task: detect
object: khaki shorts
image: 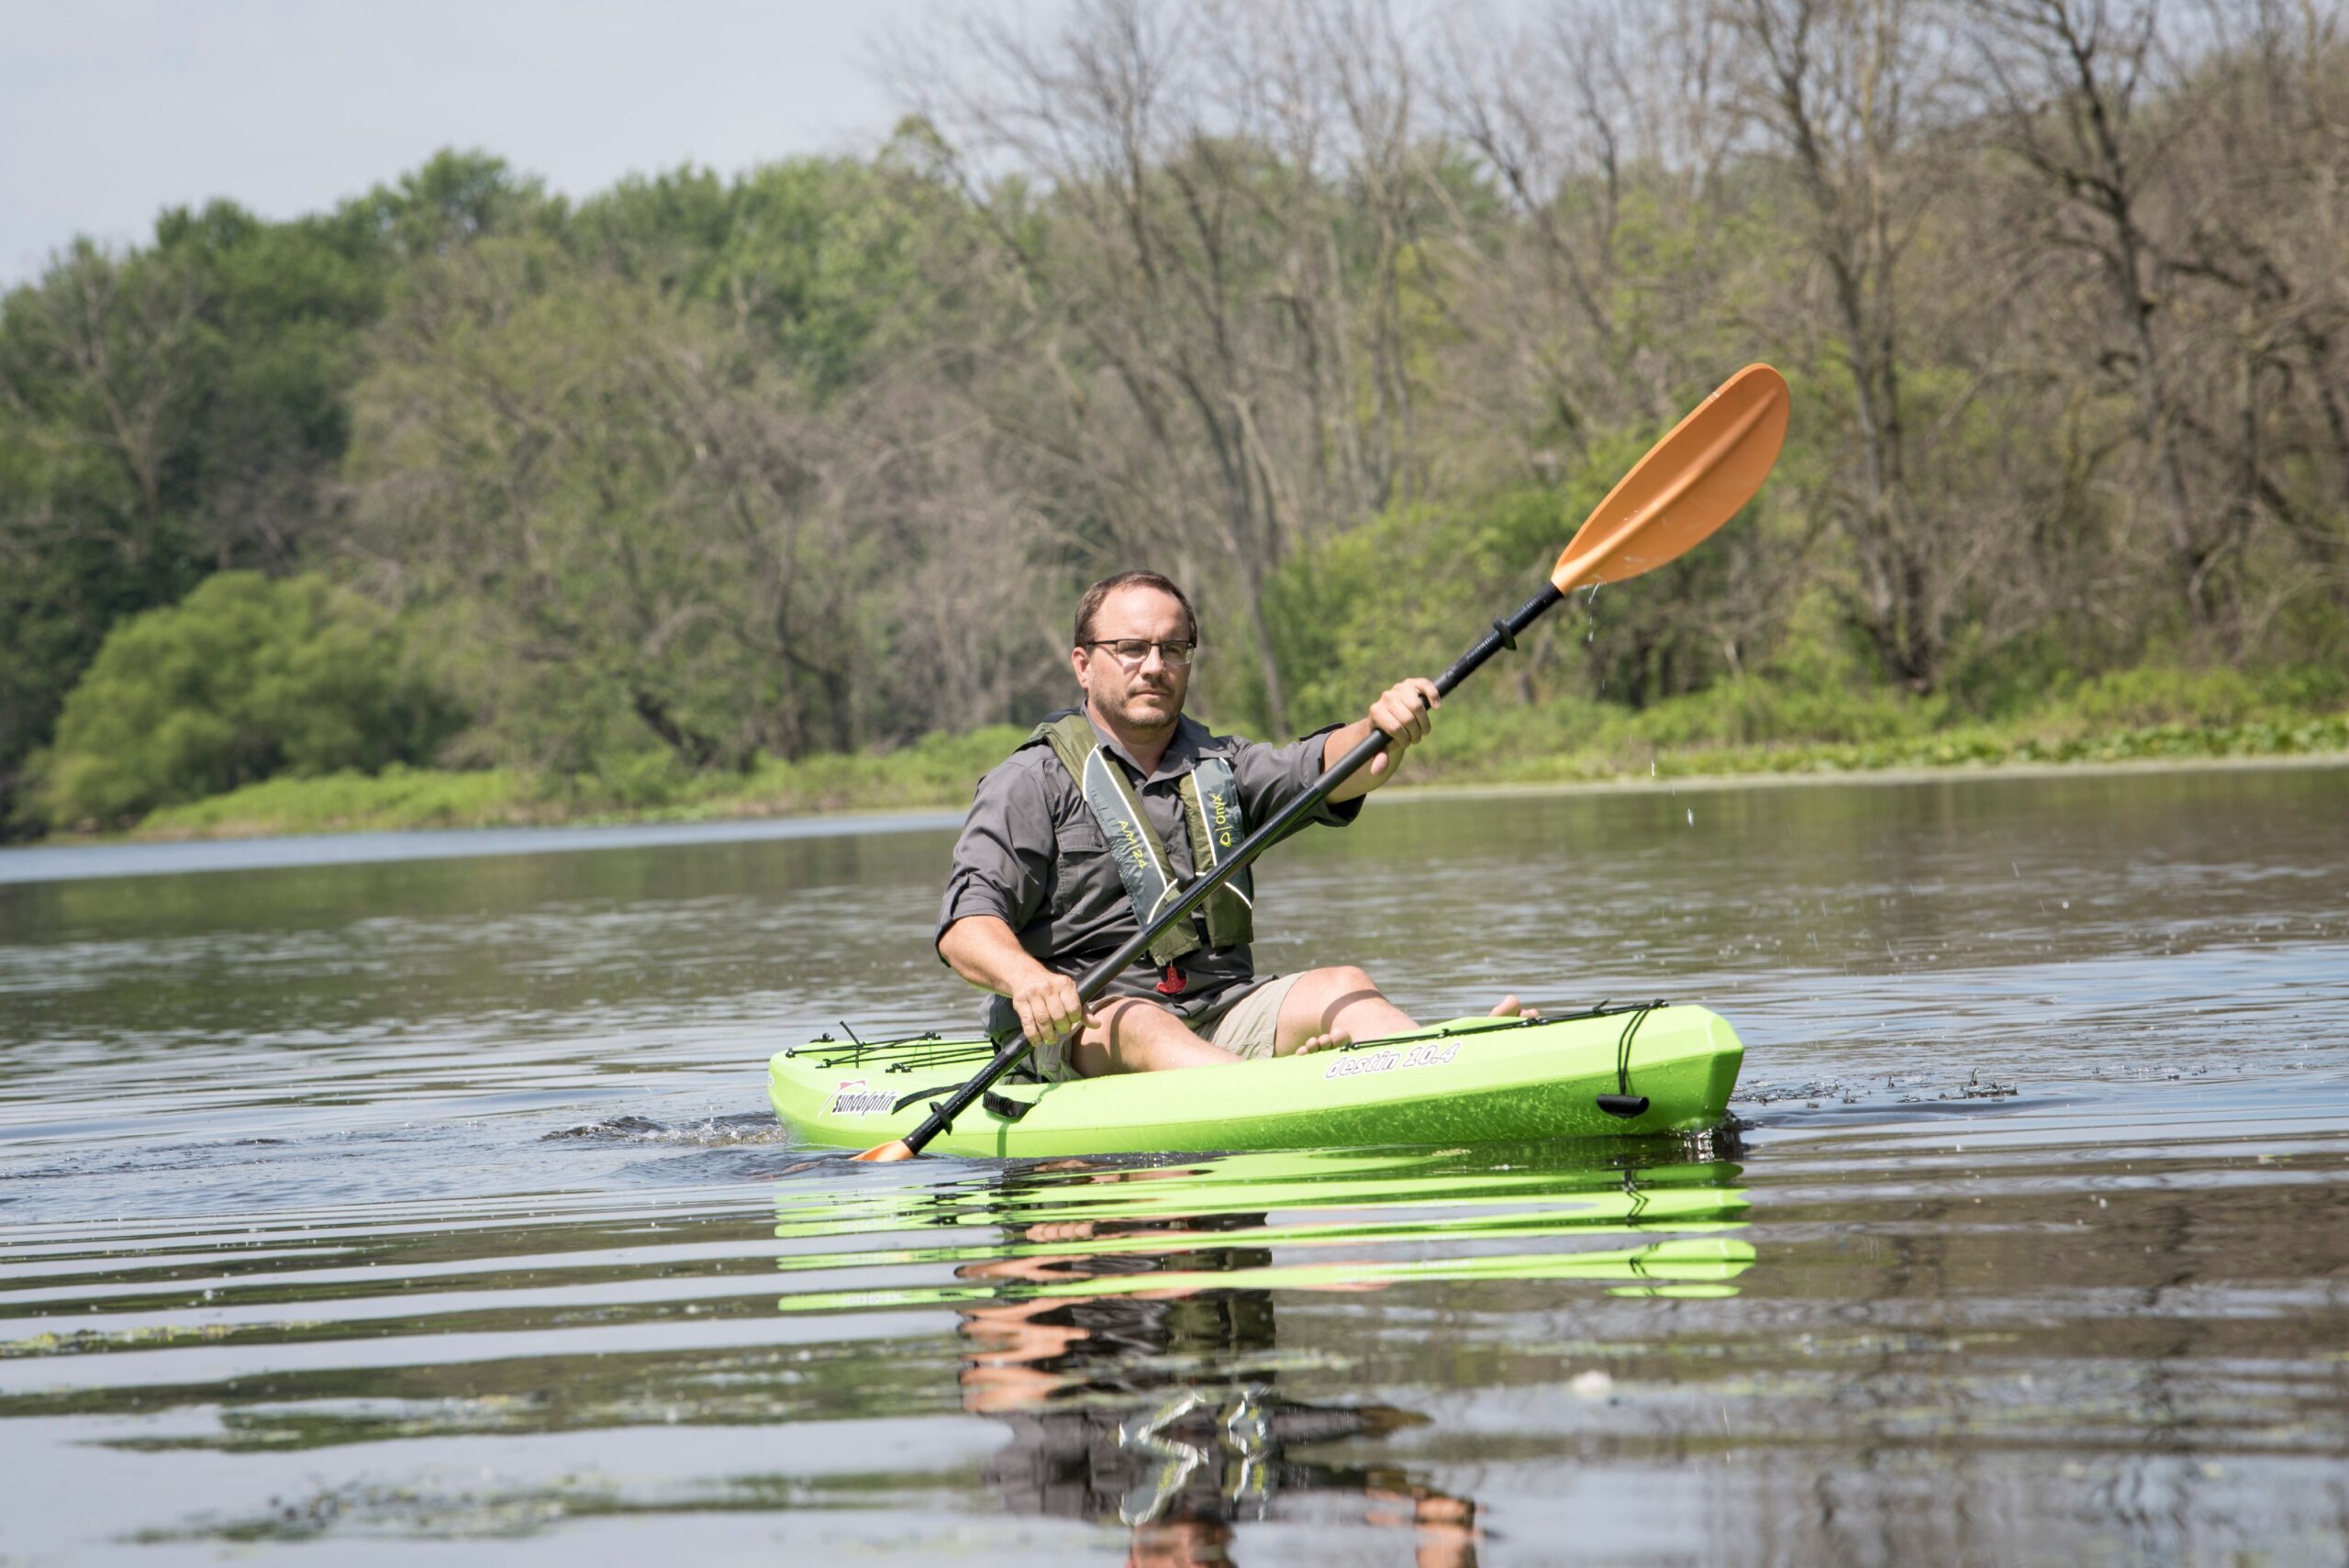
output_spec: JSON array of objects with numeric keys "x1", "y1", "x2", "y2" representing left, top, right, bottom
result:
[
  {"x1": 1029, "y1": 973, "x2": 1302, "y2": 1083},
  {"x1": 1205, "y1": 972, "x2": 1304, "y2": 1061}
]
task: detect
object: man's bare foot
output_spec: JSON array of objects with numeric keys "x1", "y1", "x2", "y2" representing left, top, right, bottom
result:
[{"x1": 1489, "y1": 995, "x2": 1541, "y2": 1020}]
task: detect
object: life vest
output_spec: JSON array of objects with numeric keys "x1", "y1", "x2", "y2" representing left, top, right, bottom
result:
[{"x1": 1024, "y1": 709, "x2": 1253, "y2": 966}]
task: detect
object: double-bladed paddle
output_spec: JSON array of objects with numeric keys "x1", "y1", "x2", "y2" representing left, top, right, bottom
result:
[{"x1": 852, "y1": 362, "x2": 1791, "y2": 1162}]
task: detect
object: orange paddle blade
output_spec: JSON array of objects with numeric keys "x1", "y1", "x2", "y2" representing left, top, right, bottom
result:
[
  {"x1": 1551, "y1": 364, "x2": 1790, "y2": 593},
  {"x1": 848, "y1": 1140, "x2": 915, "y2": 1162}
]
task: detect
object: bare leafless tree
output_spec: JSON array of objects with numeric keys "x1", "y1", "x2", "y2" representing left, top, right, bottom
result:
[
  {"x1": 1725, "y1": 0, "x2": 2001, "y2": 691},
  {"x1": 1958, "y1": 0, "x2": 2254, "y2": 633},
  {"x1": 2158, "y1": 0, "x2": 2349, "y2": 607},
  {"x1": 885, "y1": 0, "x2": 1454, "y2": 733}
]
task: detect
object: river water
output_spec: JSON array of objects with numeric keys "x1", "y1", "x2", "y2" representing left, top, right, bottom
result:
[{"x1": 2, "y1": 763, "x2": 2344, "y2": 1565}]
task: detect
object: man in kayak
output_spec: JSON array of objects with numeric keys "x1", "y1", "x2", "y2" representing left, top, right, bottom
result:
[{"x1": 937, "y1": 570, "x2": 1525, "y2": 1080}]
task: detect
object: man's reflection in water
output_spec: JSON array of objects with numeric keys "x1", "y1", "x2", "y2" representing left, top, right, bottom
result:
[{"x1": 955, "y1": 1163, "x2": 1481, "y2": 1567}]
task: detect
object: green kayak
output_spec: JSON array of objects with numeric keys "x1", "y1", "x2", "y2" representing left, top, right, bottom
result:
[{"x1": 768, "y1": 1002, "x2": 1743, "y2": 1158}]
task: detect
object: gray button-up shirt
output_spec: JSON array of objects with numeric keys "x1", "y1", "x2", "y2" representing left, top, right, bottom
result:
[{"x1": 937, "y1": 710, "x2": 1364, "y2": 1029}]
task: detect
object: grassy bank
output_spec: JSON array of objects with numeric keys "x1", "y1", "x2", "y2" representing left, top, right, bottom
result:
[
  {"x1": 133, "y1": 727, "x2": 1030, "y2": 839},
  {"x1": 111, "y1": 666, "x2": 2349, "y2": 841},
  {"x1": 1397, "y1": 664, "x2": 2349, "y2": 785}
]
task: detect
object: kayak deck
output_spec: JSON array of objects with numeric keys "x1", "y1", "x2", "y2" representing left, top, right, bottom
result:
[{"x1": 768, "y1": 1001, "x2": 1743, "y2": 1158}]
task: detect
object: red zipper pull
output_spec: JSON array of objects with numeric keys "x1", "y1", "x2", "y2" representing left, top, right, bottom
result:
[{"x1": 1154, "y1": 962, "x2": 1187, "y2": 996}]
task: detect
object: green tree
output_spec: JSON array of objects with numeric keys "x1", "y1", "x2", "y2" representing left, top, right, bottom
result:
[
  {"x1": 0, "y1": 194, "x2": 396, "y2": 833},
  {"x1": 340, "y1": 148, "x2": 562, "y2": 262},
  {"x1": 36, "y1": 572, "x2": 459, "y2": 826},
  {"x1": 348, "y1": 239, "x2": 886, "y2": 769},
  {"x1": 575, "y1": 150, "x2": 959, "y2": 399}
]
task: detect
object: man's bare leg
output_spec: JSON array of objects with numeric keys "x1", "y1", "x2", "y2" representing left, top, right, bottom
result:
[
  {"x1": 1065, "y1": 996, "x2": 1240, "y2": 1077},
  {"x1": 1271, "y1": 966, "x2": 1531, "y2": 1055},
  {"x1": 1268, "y1": 966, "x2": 1412, "y2": 1057}
]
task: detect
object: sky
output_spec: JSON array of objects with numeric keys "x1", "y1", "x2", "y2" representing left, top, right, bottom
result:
[{"x1": 0, "y1": 0, "x2": 964, "y2": 284}]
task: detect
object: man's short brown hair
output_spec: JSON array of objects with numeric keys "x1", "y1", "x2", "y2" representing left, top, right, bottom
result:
[{"x1": 1074, "y1": 571, "x2": 1199, "y2": 649}]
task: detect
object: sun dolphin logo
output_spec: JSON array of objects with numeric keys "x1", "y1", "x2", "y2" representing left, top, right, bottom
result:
[{"x1": 828, "y1": 1079, "x2": 896, "y2": 1118}]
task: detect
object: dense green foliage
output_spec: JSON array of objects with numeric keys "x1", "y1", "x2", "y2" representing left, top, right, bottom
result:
[
  {"x1": 35, "y1": 573, "x2": 458, "y2": 824},
  {"x1": 0, "y1": 152, "x2": 521, "y2": 833},
  {"x1": 4, "y1": 4, "x2": 2345, "y2": 840}
]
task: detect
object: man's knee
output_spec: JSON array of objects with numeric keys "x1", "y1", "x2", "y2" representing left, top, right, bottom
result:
[
  {"x1": 1295, "y1": 964, "x2": 1381, "y2": 1003},
  {"x1": 1286, "y1": 964, "x2": 1384, "y2": 1025}
]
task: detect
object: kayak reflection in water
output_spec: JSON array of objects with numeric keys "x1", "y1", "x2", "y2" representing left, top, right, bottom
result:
[
  {"x1": 955, "y1": 1162, "x2": 1484, "y2": 1566},
  {"x1": 935, "y1": 570, "x2": 1532, "y2": 1082}
]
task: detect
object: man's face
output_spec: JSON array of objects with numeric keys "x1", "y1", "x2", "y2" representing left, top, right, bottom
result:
[{"x1": 1074, "y1": 585, "x2": 1192, "y2": 736}]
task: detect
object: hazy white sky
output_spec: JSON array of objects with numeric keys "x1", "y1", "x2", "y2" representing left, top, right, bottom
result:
[{"x1": 0, "y1": 0, "x2": 966, "y2": 284}]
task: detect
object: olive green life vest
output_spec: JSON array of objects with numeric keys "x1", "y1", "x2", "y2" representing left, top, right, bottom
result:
[{"x1": 1026, "y1": 710, "x2": 1253, "y2": 965}]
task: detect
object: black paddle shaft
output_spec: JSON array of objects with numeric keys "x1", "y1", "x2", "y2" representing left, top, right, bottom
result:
[{"x1": 890, "y1": 583, "x2": 1570, "y2": 1157}]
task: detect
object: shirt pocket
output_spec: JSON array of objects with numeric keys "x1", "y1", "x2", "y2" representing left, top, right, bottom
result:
[{"x1": 1047, "y1": 813, "x2": 1109, "y2": 918}]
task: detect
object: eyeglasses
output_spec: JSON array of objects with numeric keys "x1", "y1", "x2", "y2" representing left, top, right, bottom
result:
[{"x1": 1085, "y1": 639, "x2": 1197, "y2": 667}]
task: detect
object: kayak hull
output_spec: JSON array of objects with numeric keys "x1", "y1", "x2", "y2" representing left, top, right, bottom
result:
[{"x1": 767, "y1": 1004, "x2": 1743, "y2": 1158}]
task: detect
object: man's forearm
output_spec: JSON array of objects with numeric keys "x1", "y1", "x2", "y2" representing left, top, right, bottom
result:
[
  {"x1": 1324, "y1": 717, "x2": 1391, "y2": 802},
  {"x1": 939, "y1": 915, "x2": 1052, "y2": 995},
  {"x1": 941, "y1": 915, "x2": 1093, "y2": 1048}
]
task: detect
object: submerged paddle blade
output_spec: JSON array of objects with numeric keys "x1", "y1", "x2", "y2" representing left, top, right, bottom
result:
[
  {"x1": 848, "y1": 1140, "x2": 915, "y2": 1162},
  {"x1": 1552, "y1": 363, "x2": 1789, "y2": 593}
]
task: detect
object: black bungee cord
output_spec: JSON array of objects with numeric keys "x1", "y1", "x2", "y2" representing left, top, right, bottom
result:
[{"x1": 1596, "y1": 1000, "x2": 1663, "y2": 1118}]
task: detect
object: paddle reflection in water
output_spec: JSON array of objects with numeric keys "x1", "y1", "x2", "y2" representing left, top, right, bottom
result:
[{"x1": 774, "y1": 1143, "x2": 1753, "y2": 1562}]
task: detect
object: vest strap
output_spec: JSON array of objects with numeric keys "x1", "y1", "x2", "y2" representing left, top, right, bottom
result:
[{"x1": 1184, "y1": 752, "x2": 1252, "y2": 949}]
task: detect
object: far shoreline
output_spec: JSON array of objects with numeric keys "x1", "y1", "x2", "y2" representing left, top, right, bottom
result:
[
  {"x1": 1376, "y1": 747, "x2": 2349, "y2": 805},
  {"x1": 6, "y1": 745, "x2": 2342, "y2": 870}
]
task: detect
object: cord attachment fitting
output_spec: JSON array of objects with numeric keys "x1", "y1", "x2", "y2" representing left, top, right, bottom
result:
[{"x1": 1597, "y1": 1000, "x2": 1664, "y2": 1118}]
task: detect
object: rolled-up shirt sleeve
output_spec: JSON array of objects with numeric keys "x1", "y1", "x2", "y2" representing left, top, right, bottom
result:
[
  {"x1": 1231, "y1": 724, "x2": 1367, "y2": 830},
  {"x1": 936, "y1": 761, "x2": 1056, "y2": 960}
]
